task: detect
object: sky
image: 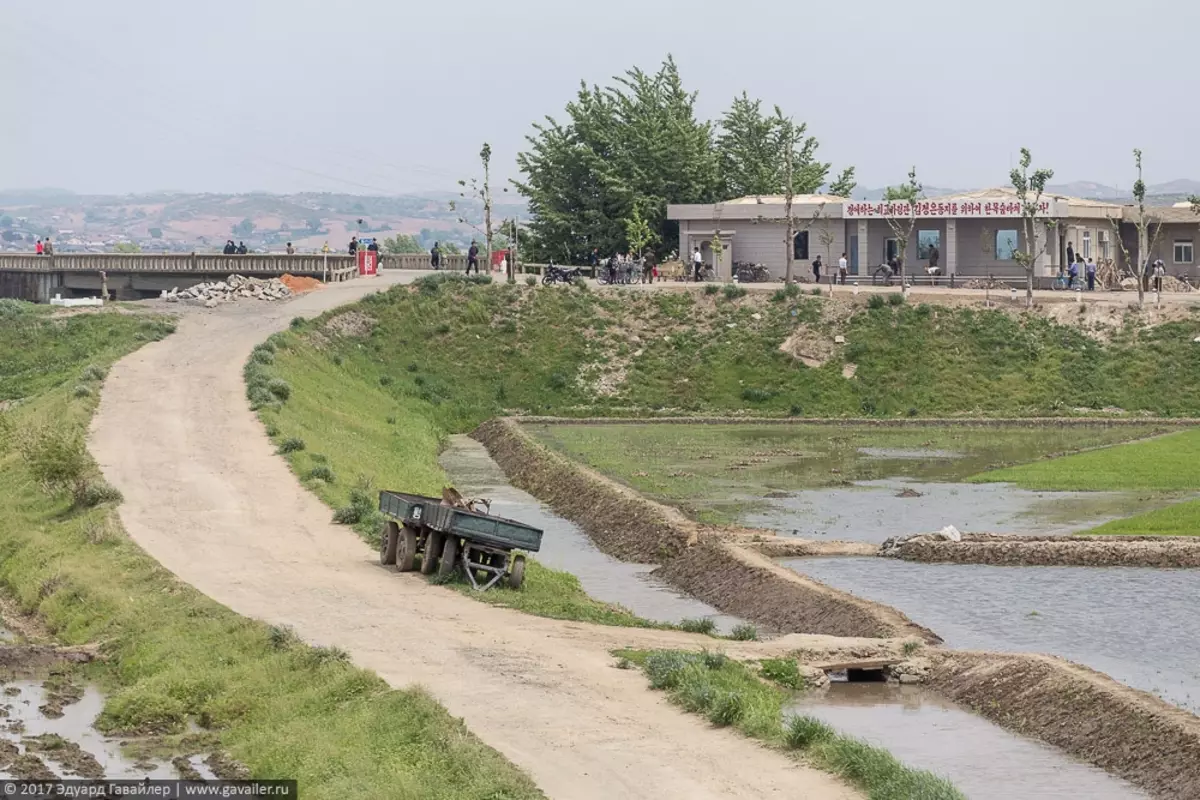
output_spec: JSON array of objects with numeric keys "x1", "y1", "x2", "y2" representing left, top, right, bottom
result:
[{"x1": 3, "y1": 0, "x2": 1197, "y2": 197}]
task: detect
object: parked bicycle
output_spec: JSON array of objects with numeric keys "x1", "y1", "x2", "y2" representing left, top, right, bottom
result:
[{"x1": 734, "y1": 261, "x2": 772, "y2": 283}]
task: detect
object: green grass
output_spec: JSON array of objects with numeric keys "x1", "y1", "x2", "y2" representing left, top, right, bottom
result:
[
  {"x1": 0, "y1": 310, "x2": 541, "y2": 800},
  {"x1": 972, "y1": 428, "x2": 1200, "y2": 536},
  {"x1": 528, "y1": 422, "x2": 1167, "y2": 524},
  {"x1": 250, "y1": 321, "x2": 665, "y2": 629},
  {"x1": 620, "y1": 649, "x2": 964, "y2": 799}
]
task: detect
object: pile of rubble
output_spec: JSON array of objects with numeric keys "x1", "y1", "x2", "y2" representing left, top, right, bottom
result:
[
  {"x1": 1119, "y1": 275, "x2": 1194, "y2": 293},
  {"x1": 162, "y1": 274, "x2": 293, "y2": 306}
]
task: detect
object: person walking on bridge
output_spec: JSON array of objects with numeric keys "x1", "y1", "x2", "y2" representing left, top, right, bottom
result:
[
  {"x1": 430, "y1": 242, "x2": 442, "y2": 270},
  {"x1": 35, "y1": 238, "x2": 43, "y2": 255},
  {"x1": 466, "y1": 241, "x2": 480, "y2": 275}
]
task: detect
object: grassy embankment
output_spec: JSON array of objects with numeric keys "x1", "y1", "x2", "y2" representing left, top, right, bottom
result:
[
  {"x1": 617, "y1": 649, "x2": 964, "y2": 800},
  {"x1": 261, "y1": 274, "x2": 1200, "y2": 537},
  {"x1": 527, "y1": 423, "x2": 1166, "y2": 524},
  {"x1": 974, "y1": 428, "x2": 1200, "y2": 536},
  {"x1": 0, "y1": 301, "x2": 542, "y2": 799}
]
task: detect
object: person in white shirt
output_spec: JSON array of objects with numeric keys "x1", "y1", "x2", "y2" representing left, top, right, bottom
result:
[
  {"x1": 838, "y1": 252, "x2": 848, "y2": 285},
  {"x1": 692, "y1": 247, "x2": 703, "y2": 282}
]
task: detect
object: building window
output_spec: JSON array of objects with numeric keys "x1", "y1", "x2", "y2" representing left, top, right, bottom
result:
[
  {"x1": 995, "y1": 230, "x2": 1019, "y2": 261},
  {"x1": 793, "y1": 231, "x2": 809, "y2": 260},
  {"x1": 1175, "y1": 240, "x2": 1194, "y2": 265},
  {"x1": 1082, "y1": 231, "x2": 1092, "y2": 260},
  {"x1": 1099, "y1": 230, "x2": 1110, "y2": 260},
  {"x1": 917, "y1": 230, "x2": 941, "y2": 261}
]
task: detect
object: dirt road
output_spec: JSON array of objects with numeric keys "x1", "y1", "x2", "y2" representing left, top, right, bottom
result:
[{"x1": 89, "y1": 272, "x2": 859, "y2": 800}]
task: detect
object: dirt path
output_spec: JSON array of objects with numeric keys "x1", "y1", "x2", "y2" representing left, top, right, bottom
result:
[{"x1": 89, "y1": 273, "x2": 859, "y2": 800}]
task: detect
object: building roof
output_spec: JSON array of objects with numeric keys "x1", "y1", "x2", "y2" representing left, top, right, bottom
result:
[
  {"x1": 723, "y1": 194, "x2": 848, "y2": 205},
  {"x1": 926, "y1": 186, "x2": 1123, "y2": 210},
  {"x1": 1122, "y1": 205, "x2": 1200, "y2": 224}
]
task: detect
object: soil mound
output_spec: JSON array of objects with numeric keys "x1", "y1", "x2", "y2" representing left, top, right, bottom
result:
[
  {"x1": 927, "y1": 651, "x2": 1200, "y2": 799},
  {"x1": 280, "y1": 274, "x2": 323, "y2": 294},
  {"x1": 885, "y1": 532, "x2": 1200, "y2": 568}
]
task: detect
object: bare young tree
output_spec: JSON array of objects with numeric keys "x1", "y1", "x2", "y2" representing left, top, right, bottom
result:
[
  {"x1": 1009, "y1": 148, "x2": 1055, "y2": 309},
  {"x1": 882, "y1": 167, "x2": 923, "y2": 296},
  {"x1": 1106, "y1": 149, "x2": 1166, "y2": 306},
  {"x1": 453, "y1": 143, "x2": 510, "y2": 280}
]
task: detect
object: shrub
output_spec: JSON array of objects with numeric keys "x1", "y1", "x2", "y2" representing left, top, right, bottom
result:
[
  {"x1": 704, "y1": 284, "x2": 720, "y2": 296},
  {"x1": 290, "y1": 317, "x2": 305, "y2": 329},
  {"x1": 901, "y1": 639, "x2": 923, "y2": 656},
  {"x1": 789, "y1": 404, "x2": 803, "y2": 417},
  {"x1": 0, "y1": 298, "x2": 33, "y2": 318},
  {"x1": 643, "y1": 651, "x2": 697, "y2": 690},
  {"x1": 267, "y1": 378, "x2": 291, "y2": 401},
  {"x1": 706, "y1": 690, "x2": 745, "y2": 726},
  {"x1": 678, "y1": 617, "x2": 717, "y2": 635},
  {"x1": 722, "y1": 284, "x2": 747, "y2": 301},
  {"x1": 406, "y1": 363, "x2": 419, "y2": 372},
  {"x1": 784, "y1": 715, "x2": 835, "y2": 749},
  {"x1": 867, "y1": 294, "x2": 886, "y2": 310},
  {"x1": 741, "y1": 387, "x2": 773, "y2": 403},
  {"x1": 434, "y1": 322, "x2": 451, "y2": 335},
  {"x1": 385, "y1": 415, "x2": 396, "y2": 425},
  {"x1": 97, "y1": 689, "x2": 188, "y2": 736},
  {"x1": 72, "y1": 479, "x2": 123, "y2": 509},
  {"x1": 80, "y1": 364, "x2": 108, "y2": 382},
  {"x1": 572, "y1": 277, "x2": 588, "y2": 290},
  {"x1": 263, "y1": 421, "x2": 279, "y2": 438},
  {"x1": 247, "y1": 386, "x2": 274, "y2": 410},
  {"x1": 525, "y1": 276, "x2": 536, "y2": 286},
  {"x1": 728, "y1": 623, "x2": 758, "y2": 641},
  {"x1": 267, "y1": 625, "x2": 297, "y2": 650},
  {"x1": 15, "y1": 425, "x2": 89, "y2": 496},
  {"x1": 548, "y1": 371, "x2": 570, "y2": 390},
  {"x1": 331, "y1": 354, "x2": 342, "y2": 366},
  {"x1": 250, "y1": 348, "x2": 274, "y2": 365},
  {"x1": 308, "y1": 465, "x2": 335, "y2": 483},
  {"x1": 888, "y1": 292, "x2": 906, "y2": 306},
  {"x1": 278, "y1": 437, "x2": 305, "y2": 454},
  {"x1": 760, "y1": 658, "x2": 805, "y2": 690},
  {"x1": 255, "y1": 340, "x2": 276, "y2": 354},
  {"x1": 73, "y1": 384, "x2": 94, "y2": 398},
  {"x1": 333, "y1": 481, "x2": 377, "y2": 527},
  {"x1": 810, "y1": 288, "x2": 823, "y2": 296}
]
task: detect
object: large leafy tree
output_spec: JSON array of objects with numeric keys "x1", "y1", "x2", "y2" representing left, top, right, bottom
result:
[{"x1": 516, "y1": 57, "x2": 719, "y2": 263}]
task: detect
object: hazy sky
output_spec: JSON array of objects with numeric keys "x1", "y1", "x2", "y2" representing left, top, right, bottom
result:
[{"x1": 4, "y1": 0, "x2": 1197, "y2": 196}]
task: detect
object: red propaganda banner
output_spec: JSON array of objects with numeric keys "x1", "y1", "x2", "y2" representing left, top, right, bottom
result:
[
  {"x1": 357, "y1": 250, "x2": 378, "y2": 277},
  {"x1": 843, "y1": 199, "x2": 1057, "y2": 219}
]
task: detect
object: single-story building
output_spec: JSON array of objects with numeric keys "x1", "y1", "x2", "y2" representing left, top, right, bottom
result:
[{"x1": 667, "y1": 189, "x2": 1200, "y2": 282}]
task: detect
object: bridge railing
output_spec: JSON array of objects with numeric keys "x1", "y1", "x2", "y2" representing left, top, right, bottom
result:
[{"x1": 0, "y1": 253, "x2": 359, "y2": 274}]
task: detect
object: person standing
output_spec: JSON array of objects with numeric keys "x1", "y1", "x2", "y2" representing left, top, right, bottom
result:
[
  {"x1": 1066, "y1": 241, "x2": 1075, "y2": 274},
  {"x1": 838, "y1": 252, "x2": 848, "y2": 285},
  {"x1": 1086, "y1": 258, "x2": 1097, "y2": 291},
  {"x1": 811, "y1": 255, "x2": 823, "y2": 284},
  {"x1": 35, "y1": 238, "x2": 43, "y2": 255},
  {"x1": 692, "y1": 247, "x2": 703, "y2": 282},
  {"x1": 224, "y1": 240, "x2": 236, "y2": 255},
  {"x1": 1067, "y1": 255, "x2": 1079, "y2": 289},
  {"x1": 430, "y1": 242, "x2": 442, "y2": 270},
  {"x1": 348, "y1": 236, "x2": 358, "y2": 255},
  {"x1": 237, "y1": 241, "x2": 248, "y2": 254},
  {"x1": 43, "y1": 238, "x2": 53, "y2": 256},
  {"x1": 467, "y1": 241, "x2": 480, "y2": 274},
  {"x1": 285, "y1": 242, "x2": 295, "y2": 255},
  {"x1": 1153, "y1": 259, "x2": 1166, "y2": 293}
]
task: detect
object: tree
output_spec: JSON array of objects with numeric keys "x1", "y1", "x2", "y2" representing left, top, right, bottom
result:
[
  {"x1": 1109, "y1": 150, "x2": 1166, "y2": 306},
  {"x1": 113, "y1": 242, "x2": 141, "y2": 253},
  {"x1": 232, "y1": 218, "x2": 255, "y2": 238},
  {"x1": 1009, "y1": 148, "x2": 1055, "y2": 309},
  {"x1": 0, "y1": 215, "x2": 12, "y2": 229},
  {"x1": 382, "y1": 234, "x2": 423, "y2": 254},
  {"x1": 306, "y1": 217, "x2": 322, "y2": 233},
  {"x1": 440, "y1": 242, "x2": 462, "y2": 255},
  {"x1": 882, "y1": 167, "x2": 923, "y2": 296},
  {"x1": 516, "y1": 57, "x2": 720, "y2": 264},
  {"x1": 623, "y1": 206, "x2": 658, "y2": 257},
  {"x1": 455, "y1": 143, "x2": 509, "y2": 278}
]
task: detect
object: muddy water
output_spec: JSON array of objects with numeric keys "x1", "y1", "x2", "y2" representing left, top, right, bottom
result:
[
  {"x1": 0, "y1": 681, "x2": 215, "y2": 779},
  {"x1": 746, "y1": 480, "x2": 1154, "y2": 543},
  {"x1": 440, "y1": 436, "x2": 742, "y2": 632},
  {"x1": 787, "y1": 558, "x2": 1200, "y2": 715},
  {"x1": 790, "y1": 683, "x2": 1149, "y2": 799}
]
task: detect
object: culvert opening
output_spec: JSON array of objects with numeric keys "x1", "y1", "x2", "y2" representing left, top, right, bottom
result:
[{"x1": 846, "y1": 668, "x2": 887, "y2": 683}]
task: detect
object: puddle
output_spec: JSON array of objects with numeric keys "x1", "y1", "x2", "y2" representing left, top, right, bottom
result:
[
  {"x1": 745, "y1": 480, "x2": 1156, "y2": 543},
  {"x1": 0, "y1": 680, "x2": 209, "y2": 779},
  {"x1": 790, "y1": 682, "x2": 1149, "y2": 799},
  {"x1": 440, "y1": 436, "x2": 742, "y2": 633},
  {"x1": 786, "y1": 558, "x2": 1200, "y2": 715},
  {"x1": 856, "y1": 447, "x2": 961, "y2": 460}
]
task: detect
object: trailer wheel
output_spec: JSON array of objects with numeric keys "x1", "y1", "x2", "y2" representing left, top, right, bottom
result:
[
  {"x1": 421, "y1": 531, "x2": 443, "y2": 575},
  {"x1": 395, "y1": 525, "x2": 418, "y2": 572},
  {"x1": 379, "y1": 521, "x2": 399, "y2": 566},
  {"x1": 507, "y1": 555, "x2": 526, "y2": 590},
  {"x1": 438, "y1": 536, "x2": 459, "y2": 579}
]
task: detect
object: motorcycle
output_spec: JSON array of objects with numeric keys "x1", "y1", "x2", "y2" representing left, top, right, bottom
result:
[{"x1": 542, "y1": 264, "x2": 581, "y2": 285}]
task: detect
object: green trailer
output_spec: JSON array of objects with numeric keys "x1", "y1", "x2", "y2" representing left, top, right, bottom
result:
[{"x1": 377, "y1": 491, "x2": 543, "y2": 590}]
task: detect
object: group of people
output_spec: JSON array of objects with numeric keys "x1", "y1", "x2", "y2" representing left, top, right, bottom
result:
[
  {"x1": 601, "y1": 249, "x2": 658, "y2": 283},
  {"x1": 429, "y1": 241, "x2": 483, "y2": 273},
  {"x1": 222, "y1": 240, "x2": 249, "y2": 255},
  {"x1": 33, "y1": 238, "x2": 54, "y2": 256}
]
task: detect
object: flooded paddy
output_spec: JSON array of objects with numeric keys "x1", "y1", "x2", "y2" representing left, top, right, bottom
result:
[
  {"x1": 786, "y1": 557, "x2": 1200, "y2": 715},
  {"x1": 526, "y1": 423, "x2": 1173, "y2": 536},
  {"x1": 441, "y1": 436, "x2": 741, "y2": 632},
  {"x1": 0, "y1": 679, "x2": 215, "y2": 780},
  {"x1": 790, "y1": 682, "x2": 1149, "y2": 799}
]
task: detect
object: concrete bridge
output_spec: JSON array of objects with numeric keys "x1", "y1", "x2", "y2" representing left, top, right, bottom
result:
[{"x1": 0, "y1": 252, "x2": 491, "y2": 302}]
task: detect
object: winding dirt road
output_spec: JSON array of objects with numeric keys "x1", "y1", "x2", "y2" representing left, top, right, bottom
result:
[{"x1": 89, "y1": 273, "x2": 859, "y2": 800}]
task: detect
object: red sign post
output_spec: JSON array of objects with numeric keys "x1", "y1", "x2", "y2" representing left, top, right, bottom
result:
[{"x1": 357, "y1": 249, "x2": 378, "y2": 277}]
